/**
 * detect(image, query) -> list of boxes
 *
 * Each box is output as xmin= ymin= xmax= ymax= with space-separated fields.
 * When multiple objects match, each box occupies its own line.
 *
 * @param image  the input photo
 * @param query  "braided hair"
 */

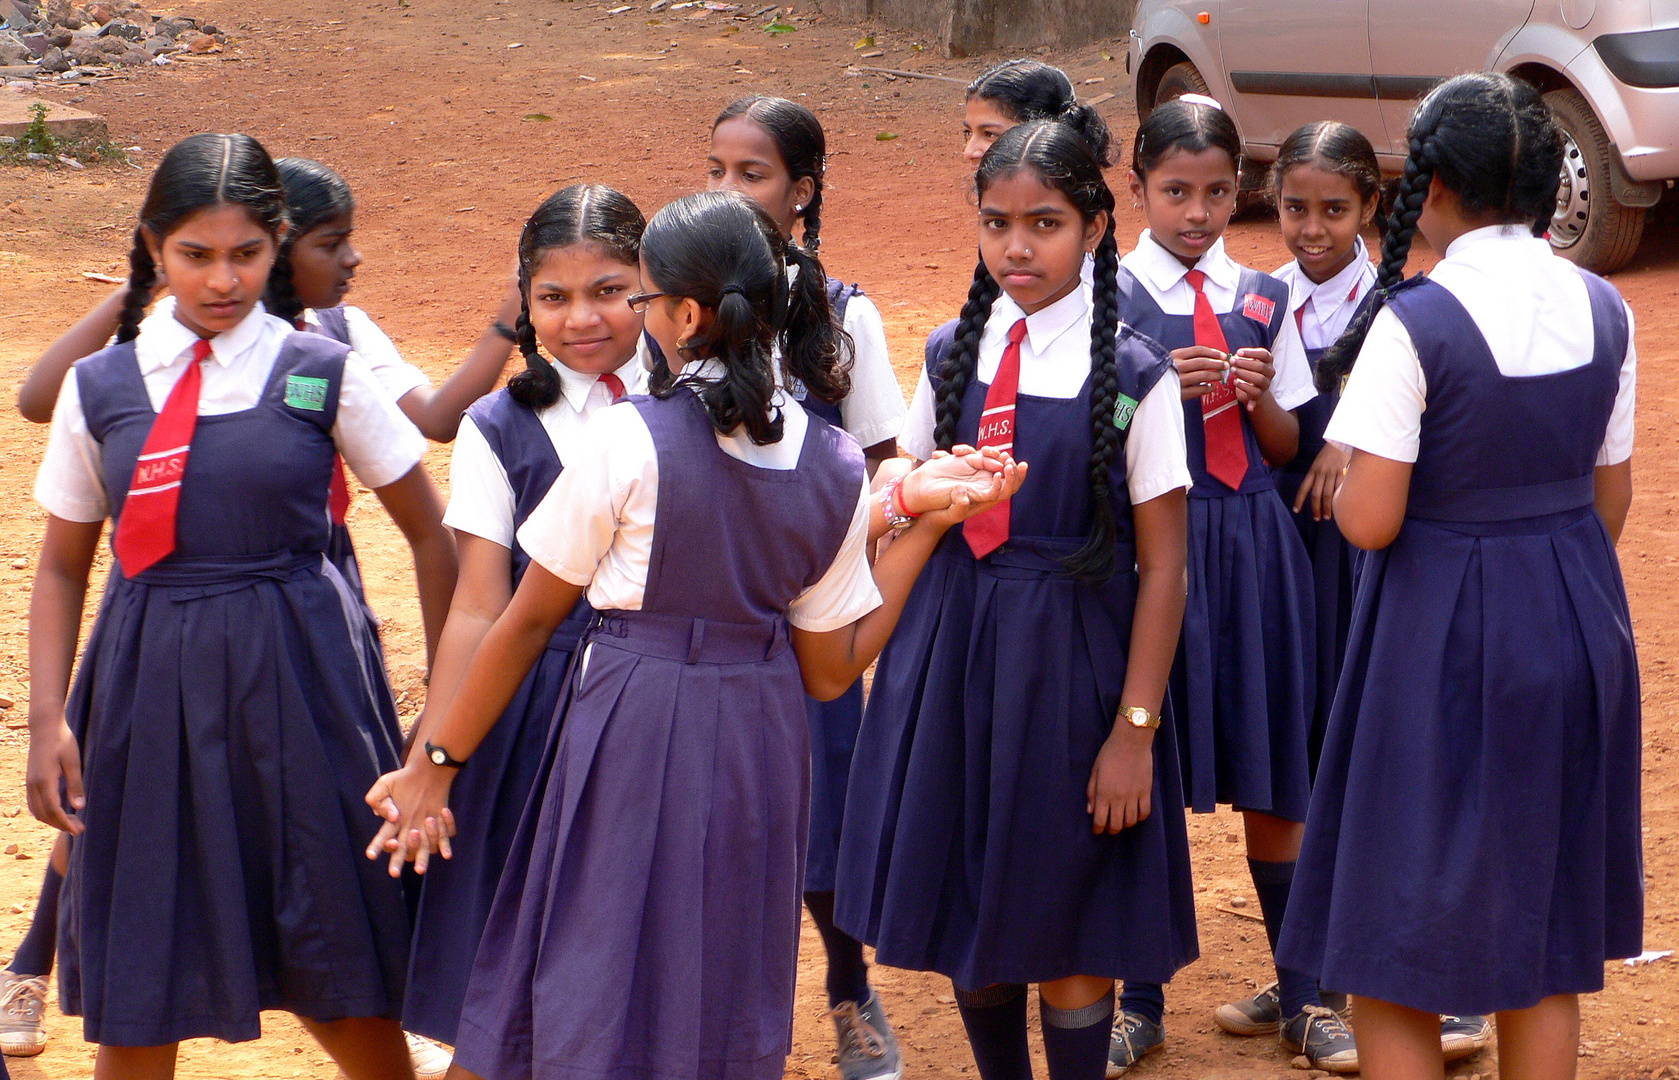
xmin=1315 ymin=72 xmax=1562 ymax=390
xmin=1131 ymin=95 xmax=1241 ymax=182
xmin=967 ymin=59 xmax=1115 ymax=167
xmin=641 ymin=191 xmax=794 ymax=446
xmin=505 ymin=184 xmax=646 ymax=409
xmin=118 ymin=133 xmax=289 ymax=343
xmin=267 ymin=157 xmax=356 ymax=322
xmin=712 ymin=96 xmax=852 ymax=408
xmin=939 ymin=121 xmax=1124 ymax=581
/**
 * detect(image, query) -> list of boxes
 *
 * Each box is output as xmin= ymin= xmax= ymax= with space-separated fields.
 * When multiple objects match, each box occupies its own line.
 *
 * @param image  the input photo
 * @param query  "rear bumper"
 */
xmin=1566 ymin=36 xmax=1679 ymax=182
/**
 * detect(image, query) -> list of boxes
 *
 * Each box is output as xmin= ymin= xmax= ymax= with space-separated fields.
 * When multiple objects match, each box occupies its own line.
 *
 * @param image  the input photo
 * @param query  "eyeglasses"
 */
xmin=625 ymin=291 xmax=667 ymax=313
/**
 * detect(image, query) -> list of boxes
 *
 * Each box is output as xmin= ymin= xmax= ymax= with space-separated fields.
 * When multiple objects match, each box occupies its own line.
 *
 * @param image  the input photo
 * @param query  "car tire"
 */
xmin=1153 ymin=60 xmax=1211 ymax=111
xmin=1544 ymin=87 xmax=1644 ymax=273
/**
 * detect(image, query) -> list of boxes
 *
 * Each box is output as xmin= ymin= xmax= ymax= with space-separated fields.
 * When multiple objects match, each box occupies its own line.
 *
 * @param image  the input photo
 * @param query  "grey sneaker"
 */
xmin=1281 ymin=1005 xmax=1359 ymax=1074
xmin=1215 ymin=982 xmax=1281 ymax=1035
xmin=0 ymin=971 xmax=48 ymax=1057
xmin=1106 ymin=1011 xmax=1164 ymax=1078
xmin=405 ymin=1032 xmax=453 ymax=1079
xmin=1440 ymin=1015 xmax=1491 ymax=1062
xmin=831 ymin=991 xmax=902 ymax=1080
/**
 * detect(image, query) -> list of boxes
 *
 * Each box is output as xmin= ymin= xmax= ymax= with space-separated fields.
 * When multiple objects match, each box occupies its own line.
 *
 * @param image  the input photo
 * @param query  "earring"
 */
xmin=676 ymin=336 xmax=693 ymax=350
xmin=795 ymin=204 xmax=804 ymax=212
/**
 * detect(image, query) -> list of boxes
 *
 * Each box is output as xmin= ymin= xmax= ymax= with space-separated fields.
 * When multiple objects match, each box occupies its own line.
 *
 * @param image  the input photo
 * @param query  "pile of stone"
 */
xmin=0 ymin=0 xmax=228 ymax=78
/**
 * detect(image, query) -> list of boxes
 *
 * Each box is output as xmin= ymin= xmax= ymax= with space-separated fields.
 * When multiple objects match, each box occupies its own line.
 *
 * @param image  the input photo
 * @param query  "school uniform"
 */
xmin=1278 ymin=225 xmax=1643 ymax=1014
xmin=1271 ymin=240 xmax=1377 ymax=769
xmin=835 ymin=282 xmax=1200 ymax=988
xmin=35 ymin=297 xmax=424 ymax=1045
xmin=1117 ymin=231 xmax=1317 ymax=822
xmin=302 ymin=305 xmax=430 ymax=616
xmin=401 ymin=355 xmax=644 ymax=1045
xmin=450 ymin=372 xmax=878 ymax=1080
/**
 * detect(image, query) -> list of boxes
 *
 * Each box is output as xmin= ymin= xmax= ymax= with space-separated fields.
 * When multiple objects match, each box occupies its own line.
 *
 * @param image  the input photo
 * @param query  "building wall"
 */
xmin=825 ymin=0 xmax=1137 ymax=56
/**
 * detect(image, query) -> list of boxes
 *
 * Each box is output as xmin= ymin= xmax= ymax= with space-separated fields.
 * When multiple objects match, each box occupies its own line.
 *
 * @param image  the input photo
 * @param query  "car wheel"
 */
xmin=1153 ymin=61 xmax=1211 ymax=111
xmin=1544 ymin=87 xmax=1644 ymax=273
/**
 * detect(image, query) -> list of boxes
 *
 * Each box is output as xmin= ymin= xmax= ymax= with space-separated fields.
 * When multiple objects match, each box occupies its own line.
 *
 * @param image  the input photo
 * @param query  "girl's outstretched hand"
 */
xmin=26 ymin=718 xmax=84 ymax=836
xmin=364 ymin=760 xmax=458 ymax=878
xmin=898 ymin=444 xmax=1013 ymax=515
xmin=1293 ymin=442 xmax=1349 ymax=521
xmin=916 ymin=454 xmax=1028 ymax=528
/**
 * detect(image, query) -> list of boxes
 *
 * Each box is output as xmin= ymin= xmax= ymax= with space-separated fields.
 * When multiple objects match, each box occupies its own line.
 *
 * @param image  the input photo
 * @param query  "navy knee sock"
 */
xmin=1040 ymin=988 xmax=1115 ymax=1080
xmin=8 ymin=865 xmax=63 ymax=978
xmin=804 ymin=891 xmax=871 ymax=1007
xmin=1248 ymin=857 xmax=1320 ymax=1018
xmin=1117 ymin=981 xmax=1164 ymax=1026
xmin=955 ymin=983 xmax=1032 ymax=1080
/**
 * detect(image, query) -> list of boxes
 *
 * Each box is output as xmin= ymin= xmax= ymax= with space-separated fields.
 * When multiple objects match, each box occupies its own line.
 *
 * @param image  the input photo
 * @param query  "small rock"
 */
xmin=1291 ymin=1055 xmax=1312 ymax=1070
xmin=15 ymin=851 xmax=31 ymax=860
xmin=0 ymin=693 xmax=13 ymax=708
xmin=95 ymin=32 xmax=121 ymax=51
xmin=56 ymin=152 xmax=81 ymax=166
xmin=198 ymin=21 xmax=215 ymax=33
xmin=87 ymin=2 xmax=110 ymax=22
xmin=46 ymin=27 xmax=69 ymax=45
xmin=183 ymin=30 xmax=217 ymax=52
xmin=1224 ymin=831 xmax=1240 ymax=842
xmin=139 ymin=33 xmax=169 ymax=52
xmin=22 ymin=30 xmax=48 ymax=53
xmin=37 ymin=42 xmax=69 ymax=69
xmin=111 ymin=42 xmax=143 ymax=62
xmin=98 ymin=15 xmax=137 ymax=37
xmin=7 ymin=905 xmax=21 ymax=914
xmin=63 ymin=37 xmax=95 ymax=60
xmin=1229 ymin=896 xmax=1248 ymax=908
xmin=2 ymin=845 xmax=16 ymax=855
xmin=0 ymin=807 xmax=18 ymax=818
xmin=62 ymin=13 xmax=81 ymax=27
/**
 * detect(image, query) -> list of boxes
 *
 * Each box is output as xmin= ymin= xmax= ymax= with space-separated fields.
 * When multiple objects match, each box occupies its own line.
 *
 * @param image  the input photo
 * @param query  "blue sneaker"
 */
xmin=1440 ymin=1015 xmax=1491 ymax=1062
xmin=1106 ymin=1011 xmax=1164 ymax=1077
xmin=831 ymin=991 xmax=902 ymax=1080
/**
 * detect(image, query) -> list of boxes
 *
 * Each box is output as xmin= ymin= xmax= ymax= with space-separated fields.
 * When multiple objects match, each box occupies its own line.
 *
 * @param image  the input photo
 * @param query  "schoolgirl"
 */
xmin=837 ymin=120 xmax=1197 ymax=1080
xmin=1112 ymin=98 xmax=1352 ymax=1072
xmin=704 ymin=93 xmax=908 ymax=1077
xmin=395 ymin=184 xmax=649 ymax=1049
xmin=25 ymin=133 xmax=456 ymax=1080
xmin=961 ymin=59 xmax=1115 ymax=169
xmin=1278 ymin=73 xmax=1642 ymax=1080
xmin=364 ymin=190 xmax=1019 ymax=1080
xmin=1266 ymin=122 xmax=1379 ymax=772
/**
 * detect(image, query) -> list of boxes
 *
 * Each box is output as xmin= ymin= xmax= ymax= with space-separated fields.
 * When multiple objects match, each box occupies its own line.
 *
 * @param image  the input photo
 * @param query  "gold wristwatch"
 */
xmin=1120 ymin=705 xmax=1160 ymax=730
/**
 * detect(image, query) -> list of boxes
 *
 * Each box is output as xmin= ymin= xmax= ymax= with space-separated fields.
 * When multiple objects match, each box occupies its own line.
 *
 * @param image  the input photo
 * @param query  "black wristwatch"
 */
xmin=491 ymin=320 xmax=519 ymax=343
xmin=424 ymin=740 xmax=469 ymax=769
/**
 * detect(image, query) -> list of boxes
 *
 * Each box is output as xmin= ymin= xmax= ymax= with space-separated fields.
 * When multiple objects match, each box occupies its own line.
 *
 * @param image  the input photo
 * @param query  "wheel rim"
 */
xmin=1551 ymin=128 xmax=1590 ymax=249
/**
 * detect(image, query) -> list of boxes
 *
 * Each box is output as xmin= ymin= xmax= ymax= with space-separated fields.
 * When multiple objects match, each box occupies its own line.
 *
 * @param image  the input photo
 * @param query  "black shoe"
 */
xmin=1281 ymin=1005 xmax=1359 ymax=1074
xmin=1106 ymin=1011 xmax=1164 ymax=1078
xmin=1440 ymin=1015 xmax=1491 ymax=1062
xmin=1214 ymin=983 xmax=1281 ymax=1036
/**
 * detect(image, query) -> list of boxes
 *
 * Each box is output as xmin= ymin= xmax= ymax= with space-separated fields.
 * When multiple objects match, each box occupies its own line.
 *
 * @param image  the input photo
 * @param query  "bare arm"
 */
xmin=371 ymin=464 xmax=459 ymax=668
xmin=25 ymin=515 xmax=103 ymax=833
xmin=1333 ymin=449 xmax=1414 ymax=550
xmin=394 ymin=288 xmax=521 ymax=442
xmin=19 ymin=286 xmax=132 ymax=423
xmin=1594 ymin=459 xmax=1632 ymax=545
xmin=1088 ymin=487 xmax=1188 ymax=834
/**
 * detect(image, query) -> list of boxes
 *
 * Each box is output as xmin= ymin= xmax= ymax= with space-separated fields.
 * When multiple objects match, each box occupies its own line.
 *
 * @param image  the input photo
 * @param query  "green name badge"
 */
xmin=285 ymin=375 xmax=329 ymax=412
xmin=1113 ymin=392 xmax=1139 ymax=431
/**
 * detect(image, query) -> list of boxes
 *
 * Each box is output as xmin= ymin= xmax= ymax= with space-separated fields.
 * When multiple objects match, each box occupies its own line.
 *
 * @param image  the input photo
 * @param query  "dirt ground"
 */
xmin=1 ymin=0 xmax=1676 ymax=1076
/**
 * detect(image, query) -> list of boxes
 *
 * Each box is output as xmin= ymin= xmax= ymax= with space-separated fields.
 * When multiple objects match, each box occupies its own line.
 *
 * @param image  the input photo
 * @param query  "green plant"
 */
xmin=21 ymin=103 xmax=57 ymax=155
xmin=764 ymin=18 xmax=795 ymax=34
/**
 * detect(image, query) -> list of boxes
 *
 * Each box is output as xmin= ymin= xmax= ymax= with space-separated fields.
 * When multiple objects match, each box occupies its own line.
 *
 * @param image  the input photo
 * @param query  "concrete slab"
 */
xmin=0 ymin=93 xmax=106 ymax=139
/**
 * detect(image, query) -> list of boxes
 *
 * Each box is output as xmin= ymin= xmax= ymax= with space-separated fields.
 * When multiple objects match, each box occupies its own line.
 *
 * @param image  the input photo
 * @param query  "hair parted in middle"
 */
xmin=967 ymin=59 xmax=1116 ymax=168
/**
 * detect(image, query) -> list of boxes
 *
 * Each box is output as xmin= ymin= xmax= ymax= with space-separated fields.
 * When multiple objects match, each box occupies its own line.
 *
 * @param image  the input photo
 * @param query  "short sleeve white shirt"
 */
xmin=515 ymin=367 xmax=881 ymax=632
xmin=1120 ymin=230 xmax=1316 ymax=412
xmin=34 ymin=298 xmax=427 ymax=523
xmin=1272 ymin=236 xmax=1378 ymax=352
xmin=444 ymin=354 xmax=648 ymax=549
xmin=304 ymin=305 xmax=431 ymax=403
xmin=1325 ymin=225 xmax=1637 ymax=466
xmin=901 ymin=283 xmax=1191 ymax=505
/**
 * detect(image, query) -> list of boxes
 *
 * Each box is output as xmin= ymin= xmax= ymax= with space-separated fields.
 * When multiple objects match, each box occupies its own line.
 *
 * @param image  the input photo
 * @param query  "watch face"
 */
xmin=429 ymin=747 xmax=446 ymax=765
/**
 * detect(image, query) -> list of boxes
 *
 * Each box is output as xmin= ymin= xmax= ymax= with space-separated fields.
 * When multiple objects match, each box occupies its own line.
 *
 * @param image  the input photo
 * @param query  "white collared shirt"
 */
xmin=1272 ymin=236 xmax=1378 ymax=352
xmin=303 ymin=305 xmax=431 ymax=403
xmin=514 ymin=363 xmax=880 ymax=632
xmin=901 ymin=283 xmax=1192 ymax=506
xmin=1120 ymin=230 xmax=1317 ymax=412
xmin=35 ymin=298 xmax=426 ymax=523
xmin=1326 ymin=225 xmax=1637 ymax=466
xmin=444 ymin=354 xmax=649 ymax=549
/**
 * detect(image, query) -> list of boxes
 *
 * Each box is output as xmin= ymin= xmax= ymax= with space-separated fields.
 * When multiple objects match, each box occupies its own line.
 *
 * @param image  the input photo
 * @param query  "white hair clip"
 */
xmin=1179 ymin=93 xmax=1223 ymax=111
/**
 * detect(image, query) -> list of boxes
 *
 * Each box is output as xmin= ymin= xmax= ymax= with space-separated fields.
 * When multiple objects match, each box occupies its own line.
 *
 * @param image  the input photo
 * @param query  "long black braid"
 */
xmin=117 ymin=226 xmax=157 ymax=343
xmin=932 ymin=257 xmax=1001 ymax=453
xmin=1065 ymin=217 xmax=1123 ymax=581
xmin=1315 ymin=72 xmax=1563 ymax=391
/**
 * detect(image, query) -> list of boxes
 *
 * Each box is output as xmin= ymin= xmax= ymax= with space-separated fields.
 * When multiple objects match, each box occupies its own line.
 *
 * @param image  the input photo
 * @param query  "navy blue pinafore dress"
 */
xmin=401 ymin=389 xmax=595 ymax=1044
xmin=1117 ymin=267 xmax=1316 ymax=821
xmin=1275 ymin=337 xmax=1357 ymax=773
xmin=834 ymin=319 xmax=1199 ymax=989
xmin=56 ymin=332 xmax=411 ymax=1046
xmin=452 ymin=390 xmax=863 ymax=1080
xmin=1277 ymin=274 xmax=1643 ymax=1014
xmin=303 ymin=306 xmax=380 ymax=632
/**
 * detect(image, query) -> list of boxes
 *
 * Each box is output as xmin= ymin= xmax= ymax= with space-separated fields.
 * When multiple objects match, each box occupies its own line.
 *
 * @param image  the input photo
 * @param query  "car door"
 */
xmin=1217 ymin=0 xmax=1387 ymax=160
xmin=1369 ymin=1 xmax=1538 ymax=154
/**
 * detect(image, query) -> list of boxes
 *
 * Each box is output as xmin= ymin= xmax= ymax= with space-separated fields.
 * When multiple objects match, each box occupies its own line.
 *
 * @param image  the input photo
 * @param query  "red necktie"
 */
xmin=598 ymin=372 xmax=626 ymax=401
xmin=1187 ymin=269 xmax=1249 ymax=490
xmin=964 ymin=318 xmax=1027 ymax=559
xmin=113 ymin=338 xmax=210 ymax=577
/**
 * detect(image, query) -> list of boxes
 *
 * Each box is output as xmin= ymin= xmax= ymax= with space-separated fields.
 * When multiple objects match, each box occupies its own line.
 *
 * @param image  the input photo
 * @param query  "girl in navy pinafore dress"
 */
xmin=1113 ymin=99 xmax=1351 ymax=1072
xmin=1278 ymin=73 xmax=1644 ymax=1075
xmin=838 ymin=121 xmax=1198 ymax=1080
xmin=395 ymin=184 xmax=648 ymax=1046
xmin=706 ymin=95 xmax=909 ymax=1073
xmin=362 ymin=190 xmax=1019 ymax=1080
xmin=25 ymin=134 xmax=456 ymax=1079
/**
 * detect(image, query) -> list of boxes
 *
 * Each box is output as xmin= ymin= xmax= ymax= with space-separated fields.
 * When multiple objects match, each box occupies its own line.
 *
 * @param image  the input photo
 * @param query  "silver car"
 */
xmin=1127 ymin=1 xmax=1679 ymax=272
